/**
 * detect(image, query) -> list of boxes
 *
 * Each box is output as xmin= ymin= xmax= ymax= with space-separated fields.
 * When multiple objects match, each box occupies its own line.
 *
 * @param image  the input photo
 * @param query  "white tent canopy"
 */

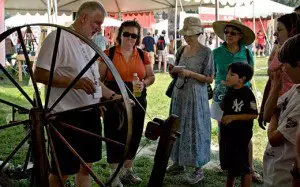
xmin=5 ymin=13 xmax=122 ymax=28
xmin=5 ymin=0 xmax=238 ymax=15
xmin=235 ymin=0 xmax=294 ymax=18
xmin=5 ymin=13 xmax=73 ymax=27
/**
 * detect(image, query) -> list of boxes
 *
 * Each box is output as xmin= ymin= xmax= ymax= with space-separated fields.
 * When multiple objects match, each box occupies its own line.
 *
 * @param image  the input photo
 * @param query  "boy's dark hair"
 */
xmin=294 ymin=5 xmax=300 ymax=12
xmin=228 ymin=62 xmax=254 ymax=83
xmin=116 ymin=19 xmax=141 ymax=46
xmin=278 ymin=34 xmax=300 ymax=68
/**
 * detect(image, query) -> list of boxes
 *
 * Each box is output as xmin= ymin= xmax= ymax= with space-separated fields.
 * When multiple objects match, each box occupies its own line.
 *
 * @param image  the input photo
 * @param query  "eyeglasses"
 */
xmin=224 ymin=30 xmax=240 ymax=36
xmin=122 ymin=32 xmax=138 ymax=39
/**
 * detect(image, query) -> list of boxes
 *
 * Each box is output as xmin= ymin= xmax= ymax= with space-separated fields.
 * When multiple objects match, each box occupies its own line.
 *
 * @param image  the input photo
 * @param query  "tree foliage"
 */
xmin=273 ymin=0 xmax=298 ymax=7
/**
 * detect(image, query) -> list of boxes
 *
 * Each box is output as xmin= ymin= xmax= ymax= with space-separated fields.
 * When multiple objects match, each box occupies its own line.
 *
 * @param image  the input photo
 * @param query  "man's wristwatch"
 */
xmin=291 ymin=163 xmax=300 ymax=181
xmin=109 ymin=93 xmax=116 ymax=100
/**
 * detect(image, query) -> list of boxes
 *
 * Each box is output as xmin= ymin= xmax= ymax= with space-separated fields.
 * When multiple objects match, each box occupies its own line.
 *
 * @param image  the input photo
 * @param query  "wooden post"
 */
xmin=30 ymin=108 xmax=49 ymax=186
xmin=148 ymin=114 xmax=180 ymax=187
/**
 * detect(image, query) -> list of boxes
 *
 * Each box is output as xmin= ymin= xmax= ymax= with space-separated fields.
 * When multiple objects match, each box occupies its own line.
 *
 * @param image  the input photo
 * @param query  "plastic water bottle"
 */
xmin=132 ymin=73 xmax=141 ymax=97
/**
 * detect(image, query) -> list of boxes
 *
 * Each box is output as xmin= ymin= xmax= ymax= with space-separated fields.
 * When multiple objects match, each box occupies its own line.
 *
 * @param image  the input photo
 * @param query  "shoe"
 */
xmin=110 ymin=169 xmax=123 ymax=187
xmin=166 ymin=164 xmax=185 ymax=174
xmin=111 ymin=176 xmax=123 ymax=187
xmin=120 ymin=169 xmax=142 ymax=185
xmin=251 ymin=171 xmax=263 ymax=184
xmin=186 ymin=168 xmax=204 ymax=184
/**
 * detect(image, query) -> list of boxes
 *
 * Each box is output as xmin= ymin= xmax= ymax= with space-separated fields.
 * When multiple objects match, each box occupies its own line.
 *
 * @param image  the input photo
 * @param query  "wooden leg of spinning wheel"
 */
xmin=148 ymin=115 xmax=180 ymax=187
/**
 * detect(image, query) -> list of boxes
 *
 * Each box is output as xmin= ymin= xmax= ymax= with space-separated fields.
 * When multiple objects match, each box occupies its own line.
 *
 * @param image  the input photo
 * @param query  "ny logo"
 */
xmin=232 ymin=99 xmax=244 ymax=112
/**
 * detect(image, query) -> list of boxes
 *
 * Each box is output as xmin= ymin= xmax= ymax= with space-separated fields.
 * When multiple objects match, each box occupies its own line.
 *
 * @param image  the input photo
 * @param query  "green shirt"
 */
xmin=213 ymin=43 xmax=254 ymax=85
xmin=212 ymin=43 xmax=254 ymax=102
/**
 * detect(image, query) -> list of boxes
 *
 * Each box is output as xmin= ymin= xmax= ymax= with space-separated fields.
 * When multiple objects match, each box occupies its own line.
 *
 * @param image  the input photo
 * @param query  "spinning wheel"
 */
xmin=0 ymin=23 xmax=133 ymax=187
xmin=0 ymin=23 xmax=181 ymax=187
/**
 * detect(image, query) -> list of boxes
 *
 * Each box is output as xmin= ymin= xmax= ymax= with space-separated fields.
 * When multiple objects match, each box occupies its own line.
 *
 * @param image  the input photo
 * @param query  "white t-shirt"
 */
xmin=36 ymin=30 xmax=101 ymax=113
xmin=263 ymin=84 xmax=300 ymax=187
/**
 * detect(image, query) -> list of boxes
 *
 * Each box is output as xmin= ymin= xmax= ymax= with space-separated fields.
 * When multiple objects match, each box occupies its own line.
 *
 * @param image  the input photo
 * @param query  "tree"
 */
xmin=273 ymin=0 xmax=298 ymax=7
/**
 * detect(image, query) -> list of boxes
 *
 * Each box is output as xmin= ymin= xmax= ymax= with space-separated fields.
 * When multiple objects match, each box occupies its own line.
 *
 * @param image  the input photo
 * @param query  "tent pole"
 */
xmin=47 ymin=0 xmax=51 ymax=23
xmin=53 ymin=0 xmax=58 ymax=24
xmin=215 ymin=0 xmax=219 ymax=48
xmin=252 ymin=0 xmax=255 ymax=33
xmin=258 ymin=17 xmax=271 ymax=54
xmin=0 ymin=0 xmax=4 ymax=67
xmin=174 ymin=0 xmax=178 ymax=54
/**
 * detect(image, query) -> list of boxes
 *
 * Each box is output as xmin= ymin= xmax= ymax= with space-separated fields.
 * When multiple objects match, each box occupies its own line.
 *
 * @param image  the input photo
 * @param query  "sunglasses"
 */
xmin=122 ymin=32 xmax=138 ymax=39
xmin=224 ymin=30 xmax=241 ymax=36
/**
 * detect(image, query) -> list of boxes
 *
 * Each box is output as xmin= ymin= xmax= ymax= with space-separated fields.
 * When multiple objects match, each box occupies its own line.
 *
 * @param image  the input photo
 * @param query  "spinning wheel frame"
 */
xmin=0 ymin=23 xmax=133 ymax=187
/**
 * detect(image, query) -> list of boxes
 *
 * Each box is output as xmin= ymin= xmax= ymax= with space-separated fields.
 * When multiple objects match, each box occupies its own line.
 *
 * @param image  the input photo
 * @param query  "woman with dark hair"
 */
xmin=258 ymin=13 xmax=300 ymax=130
xmin=262 ymin=34 xmax=300 ymax=187
xmin=99 ymin=20 xmax=155 ymax=187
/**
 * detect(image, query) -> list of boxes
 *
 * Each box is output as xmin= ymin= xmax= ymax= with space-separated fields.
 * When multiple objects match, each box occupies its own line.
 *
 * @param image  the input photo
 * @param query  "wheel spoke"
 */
xmin=49 ymin=124 xmax=105 ymax=186
xmin=59 ymin=122 xmax=124 ymax=147
xmin=0 ymin=120 xmax=30 ymax=130
xmin=45 ymin=125 xmax=64 ymax=187
xmin=46 ymin=98 xmax=122 ymax=119
xmin=0 ymin=64 xmax=35 ymax=106
xmin=16 ymin=28 xmax=42 ymax=108
xmin=0 ymin=99 xmax=29 ymax=113
xmin=22 ymin=144 xmax=32 ymax=172
xmin=0 ymin=131 xmax=30 ymax=171
xmin=47 ymin=54 xmax=100 ymax=113
xmin=44 ymin=28 xmax=61 ymax=110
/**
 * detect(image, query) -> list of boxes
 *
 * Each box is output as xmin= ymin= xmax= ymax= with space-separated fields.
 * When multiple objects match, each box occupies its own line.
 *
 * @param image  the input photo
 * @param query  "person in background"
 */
xmin=295 ymin=5 xmax=300 ymax=14
xmin=142 ymin=31 xmax=156 ymax=69
xmin=5 ymin=37 xmax=15 ymax=66
xmin=262 ymin=34 xmax=300 ymax=187
xmin=34 ymin=2 xmax=120 ymax=187
xmin=92 ymin=30 xmax=108 ymax=51
xmin=258 ymin=13 xmax=300 ymax=130
xmin=219 ymin=62 xmax=257 ymax=187
xmin=211 ymin=20 xmax=262 ymax=183
xmin=166 ymin=17 xmax=214 ymax=185
xmin=99 ymin=20 xmax=155 ymax=187
xmin=255 ymin=29 xmax=265 ymax=57
xmin=156 ymin=30 xmax=170 ymax=73
xmin=153 ymin=29 xmax=159 ymax=43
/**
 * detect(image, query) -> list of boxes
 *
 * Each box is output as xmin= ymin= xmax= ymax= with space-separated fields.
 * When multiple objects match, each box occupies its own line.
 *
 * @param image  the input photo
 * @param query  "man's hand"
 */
xmin=74 ymin=77 xmax=95 ymax=95
xmin=221 ymin=115 xmax=236 ymax=125
xmin=258 ymin=112 xmax=266 ymax=130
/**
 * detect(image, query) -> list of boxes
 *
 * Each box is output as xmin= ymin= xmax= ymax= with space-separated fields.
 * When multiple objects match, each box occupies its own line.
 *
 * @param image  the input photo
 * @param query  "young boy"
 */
xmin=219 ymin=62 xmax=258 ymax=187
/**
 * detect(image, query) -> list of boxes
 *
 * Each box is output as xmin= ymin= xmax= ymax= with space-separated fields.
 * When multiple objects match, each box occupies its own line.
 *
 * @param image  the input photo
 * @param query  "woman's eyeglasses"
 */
xmin=122 ymin=32 xmax=138 ymax=39
xmin=224 ymin=30 xmax=240 ymax=36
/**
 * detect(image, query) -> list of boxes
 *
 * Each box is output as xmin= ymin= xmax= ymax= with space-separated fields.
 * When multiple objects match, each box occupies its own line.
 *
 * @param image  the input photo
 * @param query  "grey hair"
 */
xmin=76 ymin=1 xmax=107 ymax=19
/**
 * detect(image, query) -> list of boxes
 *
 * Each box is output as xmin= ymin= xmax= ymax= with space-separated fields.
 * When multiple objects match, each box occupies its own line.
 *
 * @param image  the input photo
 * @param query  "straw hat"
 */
xmin=212 ymin=20 xmax=255 ymax=45
xmin=178 ymin=17 xmax=203 ymax=36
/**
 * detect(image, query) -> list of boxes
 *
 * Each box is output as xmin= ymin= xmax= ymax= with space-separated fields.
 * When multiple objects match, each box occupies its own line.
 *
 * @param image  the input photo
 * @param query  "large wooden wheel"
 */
xmin=0 ymin=24 xmax=133 ymax=187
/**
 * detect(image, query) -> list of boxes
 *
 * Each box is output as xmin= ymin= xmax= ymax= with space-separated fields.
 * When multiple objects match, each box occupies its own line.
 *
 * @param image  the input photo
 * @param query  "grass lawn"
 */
xmin=0 ymin=56 xmax=269 ymax=186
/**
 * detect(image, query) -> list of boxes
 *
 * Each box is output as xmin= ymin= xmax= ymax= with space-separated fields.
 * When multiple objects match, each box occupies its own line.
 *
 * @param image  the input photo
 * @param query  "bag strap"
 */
xmin=109 ymin=45 xmax=145 ymax=63
xmin=175 ymin=46 xmax=186 ymax=65
xmin=245 ymin=48 xmax=251 ymax=65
